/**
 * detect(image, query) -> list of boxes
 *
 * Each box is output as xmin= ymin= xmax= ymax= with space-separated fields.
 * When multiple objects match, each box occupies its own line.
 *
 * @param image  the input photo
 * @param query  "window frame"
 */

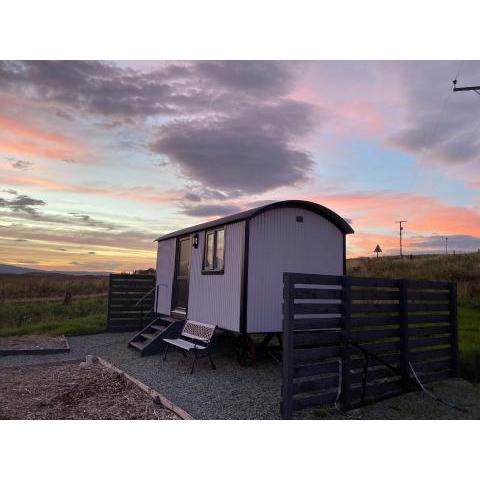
xmin=202 ymin=227 xmax=225 ymax=274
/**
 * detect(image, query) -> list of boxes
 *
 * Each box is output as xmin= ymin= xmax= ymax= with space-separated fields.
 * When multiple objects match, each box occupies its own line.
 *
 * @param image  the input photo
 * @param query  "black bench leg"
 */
xmin=191 ymin=349 xmax=197 ymax=374
xmin=163 ymin=344 xmax=169 ymax=361
xmin=208 ymin=351 xmax=216 ymax=370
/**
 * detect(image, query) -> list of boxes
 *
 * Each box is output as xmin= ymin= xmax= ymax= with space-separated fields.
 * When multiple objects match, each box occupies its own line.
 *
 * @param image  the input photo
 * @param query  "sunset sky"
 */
xmin=1 ymin=60 xmax=480 ymax=272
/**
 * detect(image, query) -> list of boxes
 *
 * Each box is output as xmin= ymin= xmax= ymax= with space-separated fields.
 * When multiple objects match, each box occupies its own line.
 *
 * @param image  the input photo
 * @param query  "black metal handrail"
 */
xmin=135 ymin=286 xmax=156 ymax=329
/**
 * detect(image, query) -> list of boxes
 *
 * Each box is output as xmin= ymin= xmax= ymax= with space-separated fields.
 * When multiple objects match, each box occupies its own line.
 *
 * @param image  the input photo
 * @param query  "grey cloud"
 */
xmin=180 ymin=203 xmax=241 ymax=218
xmin=410 ymin=234 xmax=480 ymax=252
xmin=151 ymin=100 xmax=317 ymax=194
xmin=0 ymin=193 xmax=46 ymax=215
xmin=387 ymin=61 xmax=480 ymax=165
xmin=1 ymin=188 xmax=17 ymax=195
xmin=6 ymin=158 xmax=33 ymax=170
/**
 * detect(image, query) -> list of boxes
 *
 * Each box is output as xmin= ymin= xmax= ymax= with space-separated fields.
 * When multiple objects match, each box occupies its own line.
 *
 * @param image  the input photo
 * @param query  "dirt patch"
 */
xmin=0 ymin=335 xmax=69 ymax=355
xmin=316 ymin=378 xmax=480 ymax=419
xmin=0 ymin=361 xmax=180 ymax=419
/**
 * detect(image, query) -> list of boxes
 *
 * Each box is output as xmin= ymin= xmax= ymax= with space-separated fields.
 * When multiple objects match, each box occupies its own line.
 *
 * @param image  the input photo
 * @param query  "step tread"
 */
xmin=129 ymin=341 xmax=145 ymax=351
xmin=151 ymin=325 xmax=166 ymax=331
xmin=141 ymin=333 xmax=158 ymax=341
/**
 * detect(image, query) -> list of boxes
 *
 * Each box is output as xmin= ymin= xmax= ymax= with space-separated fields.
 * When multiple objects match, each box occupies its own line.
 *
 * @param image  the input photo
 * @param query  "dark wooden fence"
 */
xmin=107 ymin=274 xmax=156 ymax=332
xmin=281 ymin=273 xmax=459 ymax=419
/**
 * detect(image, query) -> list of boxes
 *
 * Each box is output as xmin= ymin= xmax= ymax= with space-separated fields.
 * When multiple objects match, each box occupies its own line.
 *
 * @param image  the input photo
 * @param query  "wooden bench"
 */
xmin=162 ymin=320 xmax=216 ymax=374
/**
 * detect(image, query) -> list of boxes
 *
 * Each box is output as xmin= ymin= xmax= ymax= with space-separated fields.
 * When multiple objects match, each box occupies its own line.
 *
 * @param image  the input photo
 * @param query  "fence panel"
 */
xmin=107 ymin=274 xmax=155 ymax=332
xmin=281 ymin=273 xmax=459 ymax=419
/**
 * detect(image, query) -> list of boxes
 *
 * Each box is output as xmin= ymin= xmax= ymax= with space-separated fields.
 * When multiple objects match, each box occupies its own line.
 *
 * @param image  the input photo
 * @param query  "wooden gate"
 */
xmin=107 ymin=274 xmax=156 ymax=332
xmin=281 ymin=273 xmax=459 ymax=419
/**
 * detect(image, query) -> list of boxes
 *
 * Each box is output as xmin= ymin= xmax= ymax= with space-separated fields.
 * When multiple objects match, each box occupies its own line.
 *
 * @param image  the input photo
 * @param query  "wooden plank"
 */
xmin=351 ymin=290 xmax=399 ymax=301
xmin=96 ymin=356 xmax=192 ymax=419
xmin=352 ymin=379 xmax=403 ymax=399
xmin=294 ymin=317 xmax=342 ymax=330
xmin=407 ymin=314 xmax=450 ymax=324
xmin=413 ymin=358 xmax=452 ymax=372
xmin=294 ymin=288 xmax=342 ymax=300
xmin=349 ymin=277 xmax=399 ymax=288
xmin=351 ymin=303 xmax=399 ymax=314
xmin=408 ymin=303 xmax=450 ymax=313
xmin=408 ymin=291 xmax=450 ymax=302
xmin=350 ymin=353 xmax=400 ymax=370
xmin=289 ymin=272 xmax=343 ymax=285
xmin=341 ymin=276 xmax=352 ymax=409
xmin=351 ymin=315 xmax=399 ymax=327
xmin=294 ymin=331 xmax=341 ymax=347
xmin=293 ymin=345 xmax=341 ymax=363
xmin=351 ymin=367 xmax=400 ymax=384
xmin=408 ymin=325 xmax=451 ymax=336
xmin=351 ymin=328 xmax=400 ymax=342
xmin=410 ymin=336 xmax=451 ymax=349
xmin=282 ymin=273 xmax=295 ymax=419
xmin=292 ymin=391 xmax=338 ymax=412
xmin=355 ymin=341 xmax=401 ymax=355
xmin=416 ymin=369 xmax=452 ymax=384
xmin=293 ymin=303 xmax=342 ymax=315
xmin=410 ymin=347 xmax=451 ymax=361
xmin=449 ymin=283 xmax=460 ymax=377
xmin=405 ymin=279 xmax=450 ymax=289
xmin=293 ymin=375 xmax=339 ymax=394
xmin=293 ymin=360 xmax=340 ymax=379
xmin=399 ymin=279 xmax=409 ymax=392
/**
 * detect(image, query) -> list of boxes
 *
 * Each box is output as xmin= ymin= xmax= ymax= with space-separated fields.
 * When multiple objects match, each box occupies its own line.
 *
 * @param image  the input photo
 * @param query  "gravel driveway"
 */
xmin=0 ymin=332 xmax=282 ymax=419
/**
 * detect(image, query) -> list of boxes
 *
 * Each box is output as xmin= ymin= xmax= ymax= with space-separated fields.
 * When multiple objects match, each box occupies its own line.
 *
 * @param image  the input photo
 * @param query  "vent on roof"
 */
xmin=296 ymin=215 xmax=304 ymax=223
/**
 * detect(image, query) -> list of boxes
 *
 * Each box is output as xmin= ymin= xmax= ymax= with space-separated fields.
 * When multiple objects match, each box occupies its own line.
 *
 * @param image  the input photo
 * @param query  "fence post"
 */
xmin=106 ymin=274 xmax=113 ymax=331
xmin=399 ymin=279 xmax=410 ymax=392
xmin=281 ymin=273 xmax=295 ymax=419
xmin=341 ymin=275 xmax=352 ymax=410
xmin=449 ymin=282 xmax=460 ymax=377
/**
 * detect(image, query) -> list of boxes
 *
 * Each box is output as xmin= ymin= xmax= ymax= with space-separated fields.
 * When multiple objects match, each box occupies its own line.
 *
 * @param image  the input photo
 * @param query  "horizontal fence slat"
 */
xmin=294 ymin=288 xmax=343 ymax=300
xmin=291 ymin=391 xmax=338 ymax=412
xmin=407 ymin=314 xmax=451 ymax=324
xmin=293 ymin=317 xmax=342 ymax=330
xmin=294 ymin=346 xmax=341 ymax=363
xmin=294 ymin=331 xmax=341 ymax=347
xmin=408 ymin=303 xmax=450 ymax=313
xmin=410 ymin=347 xmax=451 ymax=362
xmin=410 ymin=336 xmax=451 ymax=350
xmin=293 ymin=303 xmax=343 ymax=315
xmin=351 ymin=303 xmax=399 ymax=314
xmin=405 ymin=279 xmax=450 ymax=290
xmin=350 ymin=352 xmax=400 ymax=370
xmin=408 ymin=325 xmax=452 ymax=337
xmin=351 ymin=367 xmax=400 ymax=384
xmin=351 ymin=290 xmax=399 ymax=301
xmin=351 ymin=328 xmax=400 ymax=342
xmin=408 ymin=291 xmax=450 ymax=302
xmin=413 ymin=358 xmax=452 ymax=372
xmin=355 ymin=340 xmax=401 ymax=355
xmin=289 ymin=273 xmax=343 ymax=285
xmin=349 ymin=277 xmax=399 ymax=288
xmin=351 ymin=315 xmax=399 ymax=327
xmin=351 ymin=379 xmax=403 ymax=399
xmin=293 ymin=360 xmax=340 ymax=379
xmin=293 ymin=375 xmax=339 ymax=395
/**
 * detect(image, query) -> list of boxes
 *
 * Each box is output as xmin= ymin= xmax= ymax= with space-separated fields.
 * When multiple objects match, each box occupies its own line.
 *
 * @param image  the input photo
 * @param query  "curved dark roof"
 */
xmin=155 ymin=200 xmax=354 ymax=241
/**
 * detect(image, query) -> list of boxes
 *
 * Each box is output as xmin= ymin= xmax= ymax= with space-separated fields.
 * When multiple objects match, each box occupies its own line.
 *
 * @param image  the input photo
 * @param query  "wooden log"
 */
xmin=95 ymin=356 xmax=192 ymax=419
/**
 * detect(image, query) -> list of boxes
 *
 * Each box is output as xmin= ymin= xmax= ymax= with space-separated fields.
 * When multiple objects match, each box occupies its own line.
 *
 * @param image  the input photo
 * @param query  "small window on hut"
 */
xmin=203 ymin=228 xmax=225 ymax=273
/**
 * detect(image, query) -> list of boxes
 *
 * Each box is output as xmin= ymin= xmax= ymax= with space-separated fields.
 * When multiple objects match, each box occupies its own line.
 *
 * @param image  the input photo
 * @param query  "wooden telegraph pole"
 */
xmin=396 ymin=220 xmax=407 ymax=258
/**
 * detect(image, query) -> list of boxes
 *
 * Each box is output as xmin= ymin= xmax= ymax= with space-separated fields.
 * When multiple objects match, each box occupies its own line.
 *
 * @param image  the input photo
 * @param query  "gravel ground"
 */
xmin=0 ymin=332 xmax=282 ymax=419
xmin=0 ymin=335 xmax=69 ymax=354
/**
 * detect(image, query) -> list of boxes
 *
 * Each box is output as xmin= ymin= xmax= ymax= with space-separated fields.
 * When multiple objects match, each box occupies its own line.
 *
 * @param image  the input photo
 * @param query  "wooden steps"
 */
xmin=128 ymin=315 xmax=185 ymax=357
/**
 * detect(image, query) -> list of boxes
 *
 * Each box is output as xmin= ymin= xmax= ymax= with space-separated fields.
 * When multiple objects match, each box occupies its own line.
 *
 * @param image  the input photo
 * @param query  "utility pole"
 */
xmin=396 ymin=220 xmax=407 ymax=257
xmin=453 ymin=80 xmax=480 ymax=94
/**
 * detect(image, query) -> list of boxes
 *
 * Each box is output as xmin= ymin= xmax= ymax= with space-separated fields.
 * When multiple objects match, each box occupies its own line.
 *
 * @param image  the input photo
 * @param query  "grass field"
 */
xmin=0 ymin=296 xmax=107 ymax=337
xmin=348 ymin=253 xmax=480 ymax=382
xmin=0 ymin=273 xmax=108 ymax=301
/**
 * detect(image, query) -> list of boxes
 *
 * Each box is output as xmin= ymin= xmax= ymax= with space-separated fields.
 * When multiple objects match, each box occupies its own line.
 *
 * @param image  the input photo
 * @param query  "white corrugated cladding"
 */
xmin=155 ymin=238 xmax=176 ymax=315
xmin=247 ymin=207 xmax=344 ymax=333
xmin=187 ymin=220 xmax=245 ymax=331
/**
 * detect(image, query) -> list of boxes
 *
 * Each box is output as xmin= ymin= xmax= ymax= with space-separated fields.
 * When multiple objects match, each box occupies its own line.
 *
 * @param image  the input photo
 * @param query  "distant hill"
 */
xmin=0 ymin=263 xmax=111 ymax=276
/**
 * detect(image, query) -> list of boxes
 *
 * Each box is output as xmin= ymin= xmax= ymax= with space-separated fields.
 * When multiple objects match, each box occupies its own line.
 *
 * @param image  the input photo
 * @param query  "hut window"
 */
xmin=203 ymin=228 xmax=225 ymax=273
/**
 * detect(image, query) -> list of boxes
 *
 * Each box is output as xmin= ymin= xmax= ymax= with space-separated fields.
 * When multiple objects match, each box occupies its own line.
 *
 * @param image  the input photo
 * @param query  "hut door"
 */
xmin=172 ymin=236 xmax=191 ymax=316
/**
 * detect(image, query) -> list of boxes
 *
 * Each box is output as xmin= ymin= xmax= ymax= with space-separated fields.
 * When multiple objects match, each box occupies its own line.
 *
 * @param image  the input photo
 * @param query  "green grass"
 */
xmin=0 ymin=296 xmax=107 ymax=337
xmin=458 ymin=304 xmax=480 ymax=382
